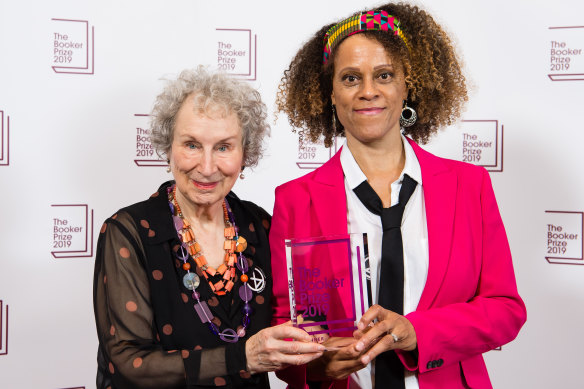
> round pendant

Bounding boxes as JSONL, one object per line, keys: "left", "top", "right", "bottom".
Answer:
{"left": 247, "top": 267, "right": 266, "bottom": 293}
{"left": 236, "top": 255, "right": 249, "bottom": 272}
{"left": 183, "top": 272, "right": 200, "bottom": 290}
{"left": 175, "top": 245, "right": 189, "bottom": 261}
{"left": 238, "top": 284, "right": 252, "bottom": 302}
{"left": 219, "top": 328, "right": 239, "bottom": 343}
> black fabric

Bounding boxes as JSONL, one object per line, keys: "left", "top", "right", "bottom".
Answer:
{"left": 93, "top": 181, "right": 272, "bottom": 388}
{"left": 353, "top": 174, "right": 417, "bottom": 389}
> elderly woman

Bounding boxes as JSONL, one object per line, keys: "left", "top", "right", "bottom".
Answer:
{"left": 271, "top": 3, "right": 526, "bottom": 389}
{"left": 93, "top": 67, "right": 324, "bottom": 389}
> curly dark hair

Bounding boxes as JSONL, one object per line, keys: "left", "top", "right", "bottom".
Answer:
{"left": 276, "top": 2, "right": 468, "bottom": 146}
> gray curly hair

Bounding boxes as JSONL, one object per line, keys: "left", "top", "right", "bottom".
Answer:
{"left": 150, "top": 66, "right": 270, "bottom": 168}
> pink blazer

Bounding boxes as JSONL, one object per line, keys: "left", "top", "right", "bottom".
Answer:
{"left": 269, "top": 138, "right": 526, "bottom": 389}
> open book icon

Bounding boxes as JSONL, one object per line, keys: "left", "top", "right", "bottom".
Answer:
{"left": 51, "top": 19, "right": 95, "bottom": 75}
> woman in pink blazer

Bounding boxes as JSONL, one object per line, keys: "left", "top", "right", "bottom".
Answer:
{"left": 270, "top": 3, "right": 526, "bottom": 388}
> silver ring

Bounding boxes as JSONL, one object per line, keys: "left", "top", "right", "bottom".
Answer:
{"left": 390, "top": 333, "right": 399, "bottom": 343}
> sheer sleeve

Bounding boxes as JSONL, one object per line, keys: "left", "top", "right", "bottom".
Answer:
{"left": 93, "top": 211, "right": 249, "bottom": 388}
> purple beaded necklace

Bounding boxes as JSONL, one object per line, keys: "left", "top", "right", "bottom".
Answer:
{"left": 167, "top": 185, "right": 254, "bottom": 343}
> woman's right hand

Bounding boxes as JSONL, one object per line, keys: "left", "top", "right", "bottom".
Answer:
{"left": 306, "top": 337, "right": 367, "bottom": 381}
{"left": 245, "top": 323, "right": 325, "bottom": 374}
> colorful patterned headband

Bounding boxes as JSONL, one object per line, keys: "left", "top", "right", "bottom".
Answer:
{"left": 323, "top": 10, "right": 408, "bottom": 64}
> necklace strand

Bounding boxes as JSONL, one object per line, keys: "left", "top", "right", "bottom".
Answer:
{"left": 168, "top": 185, "right": 253, "bottom": 342}
{"left": 170, "top": 186, "right": 244, "bottom": 295}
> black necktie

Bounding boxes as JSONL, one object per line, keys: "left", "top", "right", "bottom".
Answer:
{"left": 353, "top": 174, "right": 417, "bottom": 389}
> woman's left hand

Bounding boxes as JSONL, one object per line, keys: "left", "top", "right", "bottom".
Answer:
{"left": 245, "top": 322, "right": 325, "bottom": 375}
{"left": 352, "top": 305, "right": 417, "bottom": 365}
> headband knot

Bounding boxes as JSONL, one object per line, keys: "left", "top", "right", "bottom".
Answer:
{"left": 323, "top": 10, "right": 408, "bottom": 64}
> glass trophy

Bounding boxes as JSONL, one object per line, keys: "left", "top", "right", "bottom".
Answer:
{"left": 285, "top": 233, "right": 369, "bottom": 340}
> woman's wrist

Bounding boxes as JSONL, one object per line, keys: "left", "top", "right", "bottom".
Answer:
{"left": 226, "top": 339, "right": 251, "bottom": 376}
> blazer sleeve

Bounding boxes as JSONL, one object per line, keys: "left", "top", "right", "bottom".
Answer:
{"left": 399, "top": 168, "right": 527, "bottom": 373}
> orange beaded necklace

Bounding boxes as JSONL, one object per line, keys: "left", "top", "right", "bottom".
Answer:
{"left": 169, "top": 186, "right": 247, "bottom": 296}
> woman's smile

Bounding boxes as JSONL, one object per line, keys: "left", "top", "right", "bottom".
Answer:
{"left": 192, "top": 180, "right": 219, "bottom": 190}
{"left": 354, "top": 107, "right": 386, "bottom": 115}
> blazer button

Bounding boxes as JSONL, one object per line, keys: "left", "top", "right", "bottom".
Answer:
{"left": 438, "top": 359, "right": 444, "bottom": 367}
{"left": 426, "top": 361, "right": 433, "bottom": 369}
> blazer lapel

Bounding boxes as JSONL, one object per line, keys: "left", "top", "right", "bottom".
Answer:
{"left": 409, "top": 139, "right": 457, "bottom": 310}
{"left": 307, "top": 148, "right": 348, "bottom": 237}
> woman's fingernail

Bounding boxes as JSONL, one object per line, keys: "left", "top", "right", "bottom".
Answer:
{"left": 357, "top": 322, "right": 365, "bottom": 330}
{"left": 355, "top": 341, "right": 364, "bottom": 351}
{"left": 362, "top": 355, "right": 370, "bottom": 364}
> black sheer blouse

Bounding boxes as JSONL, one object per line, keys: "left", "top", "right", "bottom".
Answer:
{"left": 93, "top": 182, "right": 272, "bottom": 388}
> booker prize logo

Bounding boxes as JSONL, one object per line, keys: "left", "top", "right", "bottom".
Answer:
{"left": 51, "top": 204, "right": 94, "bottom": 258}
{"left": 0, "top": 110, "right": 9, "bottom": 166}
{"left": 296, "top": 137, "right": 342, "bottom": 170}
{"left": 216, "top": 28, "right": 257, "bottom": 80}
{"left": 548, "top": 26, "right": 584, "bottom": 81}
{"left": 0, "top": 300, "right": 8, "bottom": 356}
{"left": 134, "top": 114, "right": 166, "bottom": 167}
{"left": 545, "top": 211, "right": 583, "bottom": 265}
{"left": 51, "top": 18, "right": 95, "bottom": 75}
{"left": 425, "top": 120, "right": 503, "bottom": 172}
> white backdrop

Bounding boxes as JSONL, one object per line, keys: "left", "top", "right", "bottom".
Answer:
{"left": 1, "top": 0, "right": 583, "bottom": 388}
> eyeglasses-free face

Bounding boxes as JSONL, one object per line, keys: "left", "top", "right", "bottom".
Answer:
{"left": 331, "top": 34, "right": 408, "bottom": 148}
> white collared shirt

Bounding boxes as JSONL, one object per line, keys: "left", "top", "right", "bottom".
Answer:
{"left": 340, "top": 134, "right": 429, "bottom": 389}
